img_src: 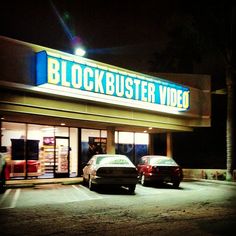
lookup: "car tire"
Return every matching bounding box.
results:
[88,177,95,191]
[0,181,6,193]
[128,185,136,194]
[0,166,6,194]
[140,174,147,186]
[173,181,180,188]
[82,177,87,186]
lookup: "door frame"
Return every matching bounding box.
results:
[54,136,70,178]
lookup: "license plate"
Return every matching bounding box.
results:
[114,170,123,175]
[164,177,171,182]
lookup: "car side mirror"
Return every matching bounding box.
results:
[0,146,7,153]
[81,162,87,168]
[82,162,90,168]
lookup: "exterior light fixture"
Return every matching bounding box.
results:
[60,123,66,126]
[74,47,86,57]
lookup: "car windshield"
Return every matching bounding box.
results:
[96,156,131,165]
[149,157,178,166]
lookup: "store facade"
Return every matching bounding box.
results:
[0,36,211,180]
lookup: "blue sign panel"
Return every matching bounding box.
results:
[36,51,190,111]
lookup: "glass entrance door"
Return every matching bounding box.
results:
[54,137,69,178]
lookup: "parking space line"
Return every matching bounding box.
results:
[135,185,164,195]
[0,189,12,205]
[10,189,21,208]
[0,189,21,209]
[72,185,103,201]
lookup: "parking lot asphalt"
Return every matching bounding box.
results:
[5,177,236,189]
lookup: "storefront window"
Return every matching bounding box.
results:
[1,121,148,179]
[115,131,148,164]
[81,129,107,164]
[55,126,69,136]
[69,128,78,177]
[2,122,27,179]
[26,124,55,178]
[134,133,149,164]
[100,130,107,155]
[116,132,134,162]
[1,122,79,179]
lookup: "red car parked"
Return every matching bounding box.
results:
[137,155,183,188]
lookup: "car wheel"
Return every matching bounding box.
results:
[0,168,6,194]
[173,181,180,188]
[0,181,6,193]
[128,185,136,194]
[88,177,95,191]
[82,176,87,186]
[140,174,147,186]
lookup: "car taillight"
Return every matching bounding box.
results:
[174,167,182,175]
[152,166,159,172]
[91,169,97,176]
[146,165,153,173]
[146,165,159,173]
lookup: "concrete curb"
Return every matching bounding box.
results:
[5,177,236,189]
[5,177,83,189]
[184,178,236,186]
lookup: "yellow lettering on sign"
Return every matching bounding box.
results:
[141,81,148,102]
[95,70,105,94]
[61,61,70,87]
[177,90,183,108]
[125,77,133,98]
[106,72,115,95]
[148,83,155,103]
[48,58,60,85]
[183,91,190,109]
[71,64,82,89]
[84,67,94,91]
[133,79,141,100]
[116,75,125,97]
[159,85,166,105]
[170,88,177,107]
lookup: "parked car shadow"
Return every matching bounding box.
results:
[87,184,137,195]
[141,182,184,190]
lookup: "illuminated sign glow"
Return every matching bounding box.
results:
[36,51,190,112]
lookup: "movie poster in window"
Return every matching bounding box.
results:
[43,137,54,146]
[87,137,107,159]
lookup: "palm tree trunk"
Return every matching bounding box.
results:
[226,69,235,181]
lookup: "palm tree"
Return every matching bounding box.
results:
[150,2,235,180]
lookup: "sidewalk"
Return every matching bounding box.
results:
[184,178,236,186]
[6,177,83,188]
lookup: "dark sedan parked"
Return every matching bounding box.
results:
[137,155,183,188]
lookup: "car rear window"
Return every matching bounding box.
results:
[150,157,177,166]
[96,156,130,165]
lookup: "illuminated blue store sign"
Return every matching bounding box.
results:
[36,51,190,112]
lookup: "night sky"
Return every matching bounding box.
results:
[0,0,221,73]
[0,0,176,71]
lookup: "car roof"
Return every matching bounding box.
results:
[93,154,128,158]
[92,154,135,166]
[142,155,173,159]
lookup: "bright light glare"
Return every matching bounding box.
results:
[74,47,86,57]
